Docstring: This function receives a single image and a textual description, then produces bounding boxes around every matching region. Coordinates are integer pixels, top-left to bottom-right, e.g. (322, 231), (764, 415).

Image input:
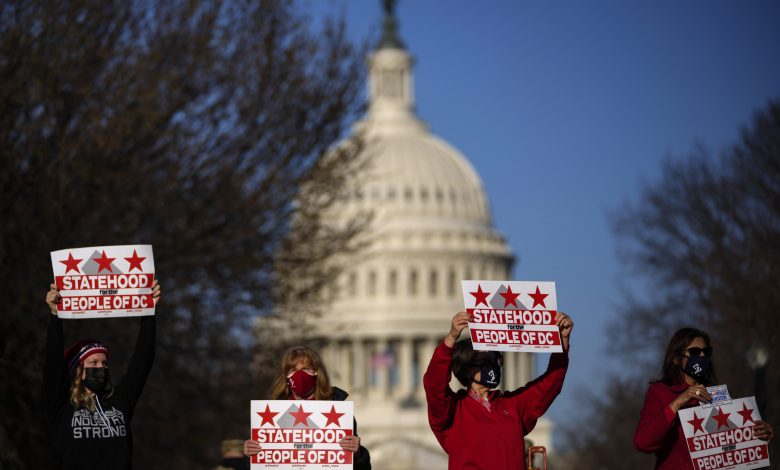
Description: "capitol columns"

(396, 337), (414, 398)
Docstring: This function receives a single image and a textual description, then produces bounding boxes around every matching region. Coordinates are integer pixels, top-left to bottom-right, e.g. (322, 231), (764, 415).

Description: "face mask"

(287, 369), (317, 398)
(84, 367), (110, 394)
(684, 355), (712, 384)
(475, 363), (501, 389)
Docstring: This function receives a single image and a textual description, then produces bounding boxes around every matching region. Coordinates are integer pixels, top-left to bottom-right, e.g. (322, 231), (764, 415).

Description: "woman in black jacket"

(44, 281), (161, 469)
(244, 346), (371, 469)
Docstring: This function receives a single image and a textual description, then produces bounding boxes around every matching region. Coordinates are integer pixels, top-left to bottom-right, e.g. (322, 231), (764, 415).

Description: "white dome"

(357, 131), (492, 225)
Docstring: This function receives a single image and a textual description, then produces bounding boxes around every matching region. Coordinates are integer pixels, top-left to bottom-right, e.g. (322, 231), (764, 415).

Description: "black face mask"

(684, 355), (712, 385)
(476, 363), (501, 389)
(84, 367), (110, 394)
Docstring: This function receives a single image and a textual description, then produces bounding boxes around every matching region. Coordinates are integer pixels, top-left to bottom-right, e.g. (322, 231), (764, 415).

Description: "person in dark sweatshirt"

(243, 346), (371, 470)
(424, 310), (572, 470)
(44, 280), (161, 470)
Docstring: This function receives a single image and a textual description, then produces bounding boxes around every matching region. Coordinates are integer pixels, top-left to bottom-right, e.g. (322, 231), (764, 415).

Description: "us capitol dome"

(314, 4), (554, 468)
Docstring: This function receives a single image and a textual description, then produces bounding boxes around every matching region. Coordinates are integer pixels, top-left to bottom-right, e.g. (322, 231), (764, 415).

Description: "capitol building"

(316, 5), (554, 469)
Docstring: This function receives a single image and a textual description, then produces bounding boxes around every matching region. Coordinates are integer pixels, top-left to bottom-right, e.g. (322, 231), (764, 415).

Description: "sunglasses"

(685, 346), (713, 357)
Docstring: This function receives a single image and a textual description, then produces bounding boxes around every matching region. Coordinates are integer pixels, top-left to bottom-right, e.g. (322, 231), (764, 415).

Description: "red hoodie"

(634, 381), (698, 469)
(423, 341), (568, 470)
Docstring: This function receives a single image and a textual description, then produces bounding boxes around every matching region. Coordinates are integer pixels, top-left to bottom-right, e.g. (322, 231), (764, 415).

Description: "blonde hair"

(270, 346), (333, 400)
(69, 363), (113, 411)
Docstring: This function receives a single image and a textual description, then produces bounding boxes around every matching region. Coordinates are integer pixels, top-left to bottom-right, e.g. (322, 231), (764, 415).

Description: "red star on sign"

(687, 411), (705, 434)
(470, 285), (491, 307)
(499, 285), (520, 308)
(124, 249), (146, 272)
(528, 286), (548, 309)
(737, 403), (755, 425)
(257, 404), (278, 427)
(322, 405), (345, 427)
(93, 251), (116, 273)
(290, 404), (312, 427)
(59, 252), (83, 274)
(712, 407), (732, 429)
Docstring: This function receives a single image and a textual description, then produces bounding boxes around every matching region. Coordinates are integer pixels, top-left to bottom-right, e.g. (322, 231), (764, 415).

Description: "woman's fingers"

(243, 439), (261, 456)
(555, 312), (573, 338)
(339, 435), (360, 452)
(687, 385), (711, 402)
(150, 279), (161, 305)
(754, 421), (773, 441)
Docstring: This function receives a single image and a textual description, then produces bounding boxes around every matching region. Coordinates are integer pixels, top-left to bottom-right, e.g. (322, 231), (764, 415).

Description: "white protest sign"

(702, 385), (733, 409)
(679, 396), (770, 470)
(461, 280), (562, 353)
(250, 400), (354, 469)
(51, 245), (156, 319)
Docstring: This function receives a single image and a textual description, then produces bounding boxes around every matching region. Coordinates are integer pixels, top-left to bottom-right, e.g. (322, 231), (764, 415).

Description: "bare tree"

(557, 100), (780, 468)
(0, 0), (367, 468)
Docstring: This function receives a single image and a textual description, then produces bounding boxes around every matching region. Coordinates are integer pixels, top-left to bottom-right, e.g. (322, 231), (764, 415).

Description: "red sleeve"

(423, 341), (458, 451)
(634, 383), (677, 453)
(507, 350), (569, 433)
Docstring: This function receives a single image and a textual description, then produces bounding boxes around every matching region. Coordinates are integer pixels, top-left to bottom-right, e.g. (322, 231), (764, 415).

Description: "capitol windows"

(435, 187), (444, 203)
(429, 269), (438, 296)
(420, 187), (429, 202)
(388, 269), (398, 296)
(387, 187), (397, 201)
(448, 268), (457, 297)
(367, 270), (377, 297)
(408, 269), (418, 296)
(348, 271), (358, 297)
(404, 186), (413, 201)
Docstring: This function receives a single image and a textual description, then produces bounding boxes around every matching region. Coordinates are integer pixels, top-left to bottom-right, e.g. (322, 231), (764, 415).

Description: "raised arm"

(423, 311), (468, 448)
(44, 283), (67, 420)
(116, 280), (160, 407)
(510, 311), (572, 432)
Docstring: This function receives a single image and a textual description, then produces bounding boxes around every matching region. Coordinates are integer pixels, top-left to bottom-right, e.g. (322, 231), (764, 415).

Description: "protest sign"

(250, 400), (354, 469)
(50, 245), (156, 319)
(679, 396), (770, 470)
(461, 280), (561, 353)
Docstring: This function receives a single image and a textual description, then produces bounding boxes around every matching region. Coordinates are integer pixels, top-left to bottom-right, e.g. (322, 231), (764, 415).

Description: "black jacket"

(44, 315), (155, 470)
(332, 386), (371, 470)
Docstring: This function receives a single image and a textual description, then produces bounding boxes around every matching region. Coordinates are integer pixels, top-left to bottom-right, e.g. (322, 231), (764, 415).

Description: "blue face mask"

(684, 355), (712, 384)
(476, 363), (501, 389)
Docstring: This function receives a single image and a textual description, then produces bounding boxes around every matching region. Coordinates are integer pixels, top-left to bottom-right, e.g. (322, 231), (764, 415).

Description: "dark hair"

(451, 339), (503, 388)
(657, 327), (718, 385)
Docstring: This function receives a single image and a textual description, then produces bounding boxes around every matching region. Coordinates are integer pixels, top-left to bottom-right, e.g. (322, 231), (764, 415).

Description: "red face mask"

(286, 369), (317, 399)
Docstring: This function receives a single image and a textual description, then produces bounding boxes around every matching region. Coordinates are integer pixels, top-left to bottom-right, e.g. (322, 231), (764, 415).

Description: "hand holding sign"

(446, 311), (471, 348)
(46, 284), (61, 316)
(753, 420), (774, 441)
(555, 311), (573, 351)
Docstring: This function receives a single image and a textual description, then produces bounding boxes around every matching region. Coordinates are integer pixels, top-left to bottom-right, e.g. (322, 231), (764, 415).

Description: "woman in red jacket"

(424, 311), (572, 470)
(634, 327), (774, 469)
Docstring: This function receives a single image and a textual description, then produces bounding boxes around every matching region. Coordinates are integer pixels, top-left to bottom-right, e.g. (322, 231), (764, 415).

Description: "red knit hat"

(64, 340), (109, 371)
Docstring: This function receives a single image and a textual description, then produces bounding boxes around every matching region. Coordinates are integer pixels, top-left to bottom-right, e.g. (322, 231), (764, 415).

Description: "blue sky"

(310, 0), (780, 449)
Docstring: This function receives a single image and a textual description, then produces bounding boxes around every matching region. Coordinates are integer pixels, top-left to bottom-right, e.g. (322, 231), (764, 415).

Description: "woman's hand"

(243, 439), (261, 456)
(754, 420), (773, 442)
(150, 279), (161, 305)
(669, 384), (712, 413)
(555, 311), (573, 351)
(445, 311), (470, 347)
(46, 283), (60, 316)
(338, 434), (361, 453)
